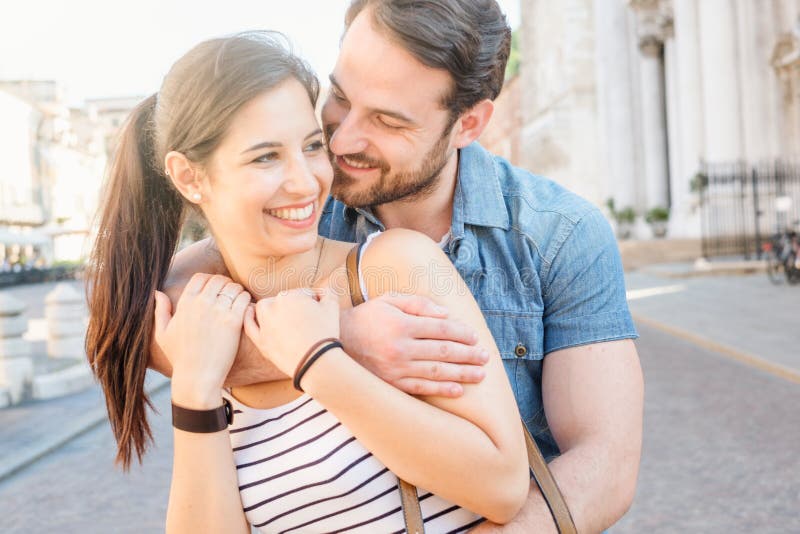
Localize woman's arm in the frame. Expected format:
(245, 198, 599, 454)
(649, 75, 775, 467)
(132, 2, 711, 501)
(153, 274, 251, 534)
(166, 417, 250, 534)
(246, 230, 529, 523)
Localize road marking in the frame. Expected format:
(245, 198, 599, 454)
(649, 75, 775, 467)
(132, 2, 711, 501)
(632, 314, 800, 385)
(626, 284, 687, 301)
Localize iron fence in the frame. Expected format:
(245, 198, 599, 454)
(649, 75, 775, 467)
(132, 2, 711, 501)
(699, 159, 800, 259)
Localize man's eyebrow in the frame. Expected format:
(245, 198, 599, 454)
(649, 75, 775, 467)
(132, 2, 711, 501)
(240, 129, 322, 155)
(328, 74, 416, 126)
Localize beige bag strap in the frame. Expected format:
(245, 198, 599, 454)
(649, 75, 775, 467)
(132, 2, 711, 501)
(345, 244, 576, 534)
(345, 244, 364, 306)
(524, 423, 577, 534)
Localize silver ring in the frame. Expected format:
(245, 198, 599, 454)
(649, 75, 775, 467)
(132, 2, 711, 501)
(217, 293, 235, 304)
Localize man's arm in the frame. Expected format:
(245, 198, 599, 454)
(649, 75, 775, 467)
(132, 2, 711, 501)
(152, 237, 488, 392)
(470, 338, 643, 533)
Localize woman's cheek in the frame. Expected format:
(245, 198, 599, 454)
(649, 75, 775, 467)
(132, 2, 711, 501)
(312, 157, 334, 189)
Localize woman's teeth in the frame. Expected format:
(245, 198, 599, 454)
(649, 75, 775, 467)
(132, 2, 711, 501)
(266, 203, 314, 221)
(343, 156, 372, 169)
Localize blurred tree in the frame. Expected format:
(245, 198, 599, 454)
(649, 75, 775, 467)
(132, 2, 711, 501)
(505, 29, 520, 80)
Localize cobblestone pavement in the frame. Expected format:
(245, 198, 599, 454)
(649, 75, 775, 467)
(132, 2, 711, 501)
(0, 273, 797, 533)
(615, 322, 800, 534)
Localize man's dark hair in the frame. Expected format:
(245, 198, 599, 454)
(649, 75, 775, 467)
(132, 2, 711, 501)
(345, 0, 512, 122)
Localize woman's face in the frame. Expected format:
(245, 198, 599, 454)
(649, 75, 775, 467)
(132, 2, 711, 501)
(199, 78, 332, 260)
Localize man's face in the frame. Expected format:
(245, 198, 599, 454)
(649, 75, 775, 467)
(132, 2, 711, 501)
(321, 9, 458, 208)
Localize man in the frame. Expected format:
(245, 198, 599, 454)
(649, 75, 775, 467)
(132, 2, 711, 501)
(157, 1, 643, 532)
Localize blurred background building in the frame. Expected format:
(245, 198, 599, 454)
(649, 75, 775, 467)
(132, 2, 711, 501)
(0, 81, 138, 273)
(482, 0, 800, 251)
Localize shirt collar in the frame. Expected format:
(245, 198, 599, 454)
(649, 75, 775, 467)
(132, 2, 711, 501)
(344, 205, 385, 231)
(452, 142, 510, 235)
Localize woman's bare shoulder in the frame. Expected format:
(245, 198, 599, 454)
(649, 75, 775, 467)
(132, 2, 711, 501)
(362, 229, 445, 268)
(359, 229, 453, 299)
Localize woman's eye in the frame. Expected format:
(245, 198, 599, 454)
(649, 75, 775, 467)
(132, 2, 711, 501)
(254, 152, 279, 163)
(304, 141, 325, 152)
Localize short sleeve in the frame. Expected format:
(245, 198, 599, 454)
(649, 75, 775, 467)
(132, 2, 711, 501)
(541, 208, 638, 355)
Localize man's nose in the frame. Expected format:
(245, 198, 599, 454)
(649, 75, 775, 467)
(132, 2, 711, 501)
(327, 113, 369, 156)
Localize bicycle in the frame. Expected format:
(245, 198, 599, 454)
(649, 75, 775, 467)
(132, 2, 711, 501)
(762, 220, 800, 285)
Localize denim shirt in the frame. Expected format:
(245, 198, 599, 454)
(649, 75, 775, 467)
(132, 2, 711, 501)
(319, 142, 638, 459)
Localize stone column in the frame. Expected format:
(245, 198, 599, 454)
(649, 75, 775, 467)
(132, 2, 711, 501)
(0, 292, 33, 406)
(630, 1, 671, 213)
(698, 0, 745, 162)
(672, 0, 705, 238)
(736, 0, 780, 162)
(45, 283, 87, 360)
(594, 0, 639, 211)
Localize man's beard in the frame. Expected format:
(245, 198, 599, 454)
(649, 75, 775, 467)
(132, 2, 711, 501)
(324, 126, 452, 209)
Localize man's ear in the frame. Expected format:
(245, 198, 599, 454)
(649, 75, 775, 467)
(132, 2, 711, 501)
(450, 99, 495, 149)
(164, 151, 203, 204)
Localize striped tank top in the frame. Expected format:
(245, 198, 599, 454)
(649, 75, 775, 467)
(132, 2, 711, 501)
(224, 233, 483, 533)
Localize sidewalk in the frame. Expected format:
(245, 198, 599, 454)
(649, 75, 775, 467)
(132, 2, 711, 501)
(0, 370, 168, 482)
(638, 257, 767, 279)
(0, 281, 170, 481)
(624, 264, 800, 379)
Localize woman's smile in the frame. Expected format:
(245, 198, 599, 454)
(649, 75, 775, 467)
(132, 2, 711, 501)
(263, 200, 318, 229)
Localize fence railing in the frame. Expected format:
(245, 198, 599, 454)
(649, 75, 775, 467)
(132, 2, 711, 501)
(699, 159, 800, 259)
(0, 266, 82, 288)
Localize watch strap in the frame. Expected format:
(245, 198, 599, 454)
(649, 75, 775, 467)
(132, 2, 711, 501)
(172, 397, 233, 433)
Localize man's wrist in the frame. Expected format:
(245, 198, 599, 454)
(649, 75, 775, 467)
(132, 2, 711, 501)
(338, 308, 364, 365)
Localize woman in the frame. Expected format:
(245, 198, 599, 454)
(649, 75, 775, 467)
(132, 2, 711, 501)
(86, 32, 528, 533)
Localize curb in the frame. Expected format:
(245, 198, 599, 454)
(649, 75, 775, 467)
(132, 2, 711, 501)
(639, 261, 767, 279)
(633, 313, 800, 385)
(0, 374, 170, 483)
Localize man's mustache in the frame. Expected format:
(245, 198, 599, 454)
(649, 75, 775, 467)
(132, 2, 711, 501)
(324, 125, 387, 170)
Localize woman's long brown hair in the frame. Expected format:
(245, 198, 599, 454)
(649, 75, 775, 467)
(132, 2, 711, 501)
(85, 32, 319, 469)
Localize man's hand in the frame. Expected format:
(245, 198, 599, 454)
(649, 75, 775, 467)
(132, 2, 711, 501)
(340, 293, 489, 397)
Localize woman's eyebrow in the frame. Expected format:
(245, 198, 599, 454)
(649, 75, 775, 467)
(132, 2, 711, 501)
(241, 130, 321, 155)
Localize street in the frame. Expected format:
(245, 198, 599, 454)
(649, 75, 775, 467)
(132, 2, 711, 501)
(0, 272, 798, 533)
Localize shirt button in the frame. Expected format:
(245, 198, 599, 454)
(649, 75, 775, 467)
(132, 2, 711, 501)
(514, 343, 528, 358)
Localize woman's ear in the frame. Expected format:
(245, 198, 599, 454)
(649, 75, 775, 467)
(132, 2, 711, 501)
(164, 151, 203, 204)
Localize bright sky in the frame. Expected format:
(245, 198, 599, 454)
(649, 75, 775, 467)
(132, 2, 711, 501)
(0, 0, 520, 105)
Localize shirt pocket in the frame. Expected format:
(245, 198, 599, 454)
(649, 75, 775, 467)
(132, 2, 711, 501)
(483, 311, 545, 429)
(483, 311, 543, 361)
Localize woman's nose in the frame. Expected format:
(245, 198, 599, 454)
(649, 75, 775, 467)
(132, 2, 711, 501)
(283, 156, 319, 195)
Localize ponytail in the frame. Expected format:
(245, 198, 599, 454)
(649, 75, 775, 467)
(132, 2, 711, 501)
(86, 94, 185, 469)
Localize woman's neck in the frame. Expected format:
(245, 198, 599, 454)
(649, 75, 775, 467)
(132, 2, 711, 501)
(214, 237, 324, 300)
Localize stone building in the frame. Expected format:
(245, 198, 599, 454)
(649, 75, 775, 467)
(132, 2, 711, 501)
(482, 0, 800, 241)
(0, 82, 137, 265)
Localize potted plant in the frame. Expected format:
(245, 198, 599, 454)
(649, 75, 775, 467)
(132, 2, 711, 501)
(645, 206, 670, 238)
(606, 198, 637, 239)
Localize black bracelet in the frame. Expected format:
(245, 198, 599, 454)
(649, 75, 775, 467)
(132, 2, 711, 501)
(172, 398, 233, 433)
(293, 340, 343, 392)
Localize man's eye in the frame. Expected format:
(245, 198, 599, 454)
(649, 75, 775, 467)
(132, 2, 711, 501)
(254, 152, 279, 163)
(378, 117, 403, 130)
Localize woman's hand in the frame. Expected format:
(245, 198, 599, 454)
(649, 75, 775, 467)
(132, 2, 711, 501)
(243, 287, 340, 378)
(153, 273, 251, 408)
